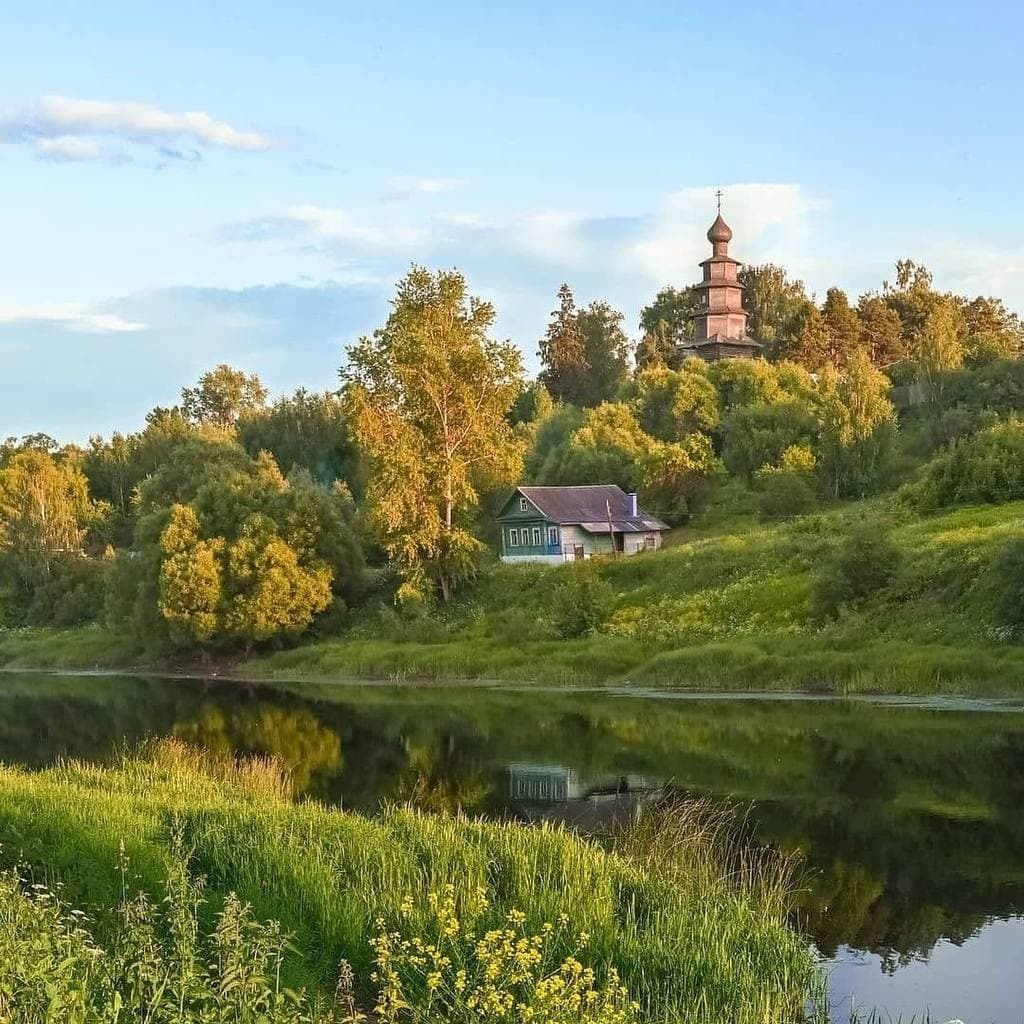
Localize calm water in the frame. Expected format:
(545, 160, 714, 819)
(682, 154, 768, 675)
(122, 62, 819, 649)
(1, 672, 1023, 1022)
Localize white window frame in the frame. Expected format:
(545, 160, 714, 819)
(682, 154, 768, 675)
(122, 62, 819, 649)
(548, 526, 559, 546)
(509, 528, 520, 547)
(532, 527, 542, 547)
(519, 497, 529, 512)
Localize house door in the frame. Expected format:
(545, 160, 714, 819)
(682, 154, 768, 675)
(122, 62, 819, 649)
(573, 544, 585, 561)
(614, 533, 625, 553)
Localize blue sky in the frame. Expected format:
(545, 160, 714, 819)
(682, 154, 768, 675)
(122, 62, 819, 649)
(3, 1, 1024, 440)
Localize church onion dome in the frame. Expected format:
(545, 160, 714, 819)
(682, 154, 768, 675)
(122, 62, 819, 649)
(707, 213, 733, 244)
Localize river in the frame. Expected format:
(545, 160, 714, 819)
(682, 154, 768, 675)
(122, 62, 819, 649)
(1, 671, 1022, 1021)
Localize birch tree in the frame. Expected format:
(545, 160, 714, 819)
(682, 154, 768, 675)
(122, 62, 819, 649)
(343, 267, 524, 602)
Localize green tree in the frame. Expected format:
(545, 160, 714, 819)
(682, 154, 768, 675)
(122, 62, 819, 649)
(0, 451, 95, 583)
(857, 294, 905, 367)
(816, 350, 897, 497)
(624, 365, 719, 442)
(706, 358, 782, 414)
(576, 300, 632, 406)
(109, 443, 361, 650)
(915, 296, 965, 385)
(821, 288, 863, 367)
(721, 401, 819, 483)
(791, 305, 831, 369)
(0, 451, 102, 625)
(238, 388, 361, 490)
(562, 403, 650, 491)
(181, 363, 269, 429)
(737, 263, 812, 359)
(538, 284, 587, 404)
(639, 433, 723, 522)
(523, 404, 586, 484)
(636, 286, 700, 368)
(961, 295, 1024, 364)
(883, 259, 939, 347)
(344, 267, 524, 602)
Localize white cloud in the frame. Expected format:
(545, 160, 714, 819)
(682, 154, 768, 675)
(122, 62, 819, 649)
(222, 182, 827, 358)
(37, 95, 273, 151)
(277, 204, 431, 252)
(0, 95, 274, 163)
(628, 184, 825, 285)
(33, 134, 103, 162)
(0, 302, 147, 333)
(382, 176, 463, 201)
(923, 240, 1024, 311)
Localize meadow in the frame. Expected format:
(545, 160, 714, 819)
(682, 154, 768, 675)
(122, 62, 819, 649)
(5, 497, 1024, 695)
(0, 740, 823, 1023)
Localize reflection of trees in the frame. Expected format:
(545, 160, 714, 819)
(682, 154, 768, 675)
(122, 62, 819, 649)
(8, 673, 1024, 971)
(387, 734, 493, 815)
(173, 703, 342, 796)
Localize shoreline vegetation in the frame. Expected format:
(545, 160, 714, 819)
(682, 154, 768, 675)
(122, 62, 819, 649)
(5, 498, 1024, 697)
(0, 741, 823, 1023)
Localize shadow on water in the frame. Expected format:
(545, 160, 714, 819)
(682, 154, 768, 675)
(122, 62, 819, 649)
(2, 671, 1023, 1020)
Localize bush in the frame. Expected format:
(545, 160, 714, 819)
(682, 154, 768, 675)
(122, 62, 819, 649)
(989, 538, 1024, 639)
(548, 564, 615, 638)
(908, 419, 1024, 509)
(811, 525, 902, 620)
(757, 472, 817, 520)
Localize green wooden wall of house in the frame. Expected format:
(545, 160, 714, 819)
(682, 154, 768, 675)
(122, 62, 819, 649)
(497, 494, 562, 557)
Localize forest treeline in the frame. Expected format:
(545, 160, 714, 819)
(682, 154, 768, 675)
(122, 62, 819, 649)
(3, 257, 1024, 656)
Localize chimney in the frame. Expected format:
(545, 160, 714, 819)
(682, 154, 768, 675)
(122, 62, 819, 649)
(627, 492, 638, 517)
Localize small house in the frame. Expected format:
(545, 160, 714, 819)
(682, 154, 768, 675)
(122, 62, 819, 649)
(496, 484, 668, 565)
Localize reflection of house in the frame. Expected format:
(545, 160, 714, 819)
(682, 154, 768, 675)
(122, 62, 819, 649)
(507, 763, 582, 801)
(496, 485, 668, 565)
(505, 763, 663, 833)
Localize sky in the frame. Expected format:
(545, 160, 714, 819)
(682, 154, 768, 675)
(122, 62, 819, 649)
(3, 0, 1024, 441)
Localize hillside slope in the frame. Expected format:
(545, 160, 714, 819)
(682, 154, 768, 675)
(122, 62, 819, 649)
(246, 499, 1024, 694)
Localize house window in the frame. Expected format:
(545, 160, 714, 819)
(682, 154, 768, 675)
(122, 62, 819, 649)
(532, 527, 541, 546)
(548, 526, 559, 546)
(519, 497, 529, 512)
(509, 528, 520, 547)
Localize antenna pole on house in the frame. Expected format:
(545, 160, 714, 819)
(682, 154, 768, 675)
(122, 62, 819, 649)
(607, 498, 617, 559)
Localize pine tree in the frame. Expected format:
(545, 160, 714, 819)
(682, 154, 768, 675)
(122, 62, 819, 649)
(538, 284, 587, 404)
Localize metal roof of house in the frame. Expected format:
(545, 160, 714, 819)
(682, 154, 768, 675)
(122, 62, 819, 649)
(510, 485, 669, 531)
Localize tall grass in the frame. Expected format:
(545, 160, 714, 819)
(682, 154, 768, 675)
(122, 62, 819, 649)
(0, 742, 823, 1024)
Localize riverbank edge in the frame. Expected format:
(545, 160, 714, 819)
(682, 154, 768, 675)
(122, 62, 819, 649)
(4, 625, 1024, 698)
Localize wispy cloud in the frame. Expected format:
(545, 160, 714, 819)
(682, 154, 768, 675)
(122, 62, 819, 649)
(0, 302, 147, 333)
(0, 95, 274, 164)
(381, 176, 463, 202)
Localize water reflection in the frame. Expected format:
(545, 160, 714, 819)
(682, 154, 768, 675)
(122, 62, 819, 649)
(2, 673, 1023, 1018)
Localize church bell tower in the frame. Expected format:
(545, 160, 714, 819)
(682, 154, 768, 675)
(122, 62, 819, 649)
(685, 193, 762, 361)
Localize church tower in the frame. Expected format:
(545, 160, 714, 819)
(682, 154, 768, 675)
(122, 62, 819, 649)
(685, 195, 762, 361)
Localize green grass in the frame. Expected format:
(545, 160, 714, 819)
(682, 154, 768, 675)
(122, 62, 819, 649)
(0, 742, 822, 1023)
(7, 498, 1024, 695)
(0, 624, 142, 671)
(236, 499, 1024, 695)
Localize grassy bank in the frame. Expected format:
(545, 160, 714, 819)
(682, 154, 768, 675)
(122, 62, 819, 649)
(243, 499, 1024, 695)
(5, 499, 1024, 695)
(0, 742, 821, 1022)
